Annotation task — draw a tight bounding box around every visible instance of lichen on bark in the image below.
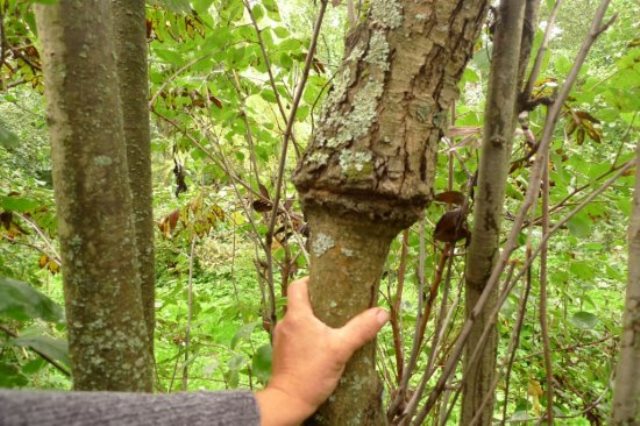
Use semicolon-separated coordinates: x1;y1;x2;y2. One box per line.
35;0;153;392
295;0;490;227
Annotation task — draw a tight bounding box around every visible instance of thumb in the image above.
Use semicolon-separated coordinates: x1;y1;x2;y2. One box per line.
335;308;389;358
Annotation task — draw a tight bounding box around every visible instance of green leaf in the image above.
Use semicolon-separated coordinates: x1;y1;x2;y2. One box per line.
0;362;28;387
252;4;265;21
569;261;595;280
12;334;70;368
567;213;591;238
227;354;247;371
260;89;277;103
278;38;302;52
154;48;184;65
0;196;40;212
262;0;278;13
230;321;259;349
148;0;191;13
193;0;214;14
224;367;240;389
273;26;289;38
251;344;272;384
21;358;47;375
0;277;65;323
220;0;243;22
570;311;598;330
0;123;20;150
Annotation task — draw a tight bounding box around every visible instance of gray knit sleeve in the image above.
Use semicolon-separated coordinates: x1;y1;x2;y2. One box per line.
0;390;260;426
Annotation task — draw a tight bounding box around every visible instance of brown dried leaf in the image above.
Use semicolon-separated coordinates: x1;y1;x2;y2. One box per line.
434;191;466;206
576;128;585;145
258;183;270;200
252;199;273;213
209;95;223;109
575;110;601;124
434;210;470;244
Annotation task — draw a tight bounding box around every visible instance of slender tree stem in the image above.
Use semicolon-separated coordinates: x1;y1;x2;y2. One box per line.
413;3;614;419
264;0;328;329
539;147;554;424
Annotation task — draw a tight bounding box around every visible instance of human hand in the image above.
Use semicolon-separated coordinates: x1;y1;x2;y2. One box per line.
255;277;389;426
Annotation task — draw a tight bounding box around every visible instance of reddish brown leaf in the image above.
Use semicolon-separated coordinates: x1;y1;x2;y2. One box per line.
145;19;154;39
258;183;270;200
576;127;585;145
209;95;223;109
434;191;466;206
252;199;273;213
575;110;601;124
158;209;181;238
434;209;470;244
312;57;326;74
283;198;294;211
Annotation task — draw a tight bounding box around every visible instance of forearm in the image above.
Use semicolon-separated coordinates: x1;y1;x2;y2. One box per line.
255;387;315;426
0;390;259;426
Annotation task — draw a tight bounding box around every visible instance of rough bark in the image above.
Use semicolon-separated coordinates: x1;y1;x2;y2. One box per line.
35;1;153;391
462;1;526;424
294;1;489;423
612;141;640;425
111;0;156;354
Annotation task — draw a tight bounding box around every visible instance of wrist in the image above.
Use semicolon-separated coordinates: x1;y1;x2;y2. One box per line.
256;386;316;426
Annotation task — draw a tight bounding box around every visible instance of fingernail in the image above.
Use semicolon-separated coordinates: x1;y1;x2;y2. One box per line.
376;309;390;325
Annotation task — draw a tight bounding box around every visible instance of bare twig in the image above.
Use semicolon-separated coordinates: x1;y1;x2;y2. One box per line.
243;0;302;157
539;147;554;424
18;213;60;263
182;237;197;390
390;229;409;382
521;0;562;103
263;0;328;329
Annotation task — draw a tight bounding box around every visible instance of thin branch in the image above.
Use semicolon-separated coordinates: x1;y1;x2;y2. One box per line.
263;0;328;329
243;0;301;157
521;0;562;104
18;213;60;263
390;229;408;382
182;237;197;391
539;147;554;424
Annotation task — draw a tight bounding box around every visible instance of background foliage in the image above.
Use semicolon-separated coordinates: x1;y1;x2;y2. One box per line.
1;0;639;423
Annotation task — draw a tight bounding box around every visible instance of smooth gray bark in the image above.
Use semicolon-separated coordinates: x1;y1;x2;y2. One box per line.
35;0;153;391
462;1;526;424
112;0;156;354
612;141;640;424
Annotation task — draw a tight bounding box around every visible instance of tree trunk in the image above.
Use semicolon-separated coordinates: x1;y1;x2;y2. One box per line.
35;0;153;391
612;141;640;424
294;1;489;423
462;1;526;424
111;0;156;355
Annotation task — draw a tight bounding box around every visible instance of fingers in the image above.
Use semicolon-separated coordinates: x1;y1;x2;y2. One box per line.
286;277;312;316
335;308;389;358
